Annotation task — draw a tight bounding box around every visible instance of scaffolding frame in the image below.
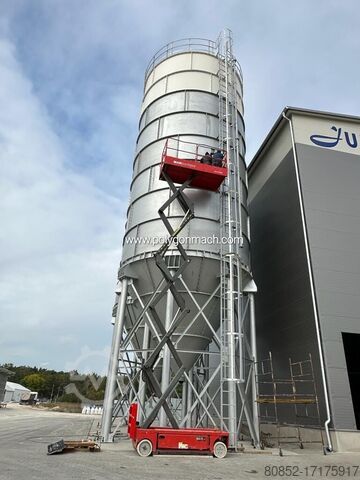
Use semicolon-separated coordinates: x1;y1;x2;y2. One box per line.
256;352;325;455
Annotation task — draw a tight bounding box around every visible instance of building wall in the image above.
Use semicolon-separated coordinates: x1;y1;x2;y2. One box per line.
249;109;360;433
0;373;6;403
292;113;360;430
249;131;326;424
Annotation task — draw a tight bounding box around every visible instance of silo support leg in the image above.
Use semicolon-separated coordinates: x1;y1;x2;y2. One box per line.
101;278;128;442
236;372;260;447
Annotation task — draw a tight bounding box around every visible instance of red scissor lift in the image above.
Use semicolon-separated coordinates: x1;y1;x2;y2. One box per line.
160;138;227;191
127;139;229;458
128;403;229;458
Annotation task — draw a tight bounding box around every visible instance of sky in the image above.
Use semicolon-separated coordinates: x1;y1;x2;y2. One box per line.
1;0;360;375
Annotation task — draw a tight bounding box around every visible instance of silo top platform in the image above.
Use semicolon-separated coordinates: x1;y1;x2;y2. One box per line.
160;138;227;192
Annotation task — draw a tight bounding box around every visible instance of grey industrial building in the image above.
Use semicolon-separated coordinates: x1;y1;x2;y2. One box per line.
0;366;14;403
248;107;360;451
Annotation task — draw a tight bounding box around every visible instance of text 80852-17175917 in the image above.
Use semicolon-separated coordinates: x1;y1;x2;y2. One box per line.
264;465;360;477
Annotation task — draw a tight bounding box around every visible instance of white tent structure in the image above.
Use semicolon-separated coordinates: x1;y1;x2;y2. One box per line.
4;382;30;403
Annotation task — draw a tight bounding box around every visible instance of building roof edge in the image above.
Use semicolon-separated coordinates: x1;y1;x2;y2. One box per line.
248;106;360;176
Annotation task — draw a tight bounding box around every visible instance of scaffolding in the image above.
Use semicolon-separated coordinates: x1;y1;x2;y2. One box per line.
256;352;325;455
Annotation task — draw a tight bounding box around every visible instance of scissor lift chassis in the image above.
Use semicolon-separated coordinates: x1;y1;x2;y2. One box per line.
128;403;229;457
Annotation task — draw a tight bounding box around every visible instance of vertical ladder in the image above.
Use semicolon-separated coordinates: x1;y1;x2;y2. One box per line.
218;30;244;448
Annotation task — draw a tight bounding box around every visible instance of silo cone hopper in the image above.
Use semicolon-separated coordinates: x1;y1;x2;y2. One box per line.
122;260;221;373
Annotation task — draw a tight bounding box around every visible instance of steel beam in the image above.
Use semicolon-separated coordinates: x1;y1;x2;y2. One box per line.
101;277;128;442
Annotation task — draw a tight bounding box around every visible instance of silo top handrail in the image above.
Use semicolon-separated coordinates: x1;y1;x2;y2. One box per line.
145;38;218;81
144;37;243;85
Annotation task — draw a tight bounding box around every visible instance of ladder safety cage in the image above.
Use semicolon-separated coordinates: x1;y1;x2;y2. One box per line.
217;29;250;448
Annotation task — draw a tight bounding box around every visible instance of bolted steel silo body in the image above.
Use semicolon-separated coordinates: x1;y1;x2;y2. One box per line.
102;34;258;449
121;40;249;365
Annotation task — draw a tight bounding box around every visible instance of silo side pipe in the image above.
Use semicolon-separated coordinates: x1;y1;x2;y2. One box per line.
181;379;187;422
186;368;193;428
159;284;174;426
101;277;128;442
283;112;333;453
137;321;150;423
249;291;260;447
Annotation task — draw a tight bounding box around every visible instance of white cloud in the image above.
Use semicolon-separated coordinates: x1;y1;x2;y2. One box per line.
0;36;124;370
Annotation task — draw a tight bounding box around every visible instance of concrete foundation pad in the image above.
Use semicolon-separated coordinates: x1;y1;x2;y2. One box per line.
332;430;360;452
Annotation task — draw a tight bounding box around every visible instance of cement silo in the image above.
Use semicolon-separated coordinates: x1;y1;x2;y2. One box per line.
102;31;259;449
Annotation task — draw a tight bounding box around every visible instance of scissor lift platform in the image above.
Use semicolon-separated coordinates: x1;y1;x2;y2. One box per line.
128;403;229;458
159;139;227;192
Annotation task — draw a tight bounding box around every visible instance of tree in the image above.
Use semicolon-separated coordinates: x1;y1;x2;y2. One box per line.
21;373;46;393
2;364;107;402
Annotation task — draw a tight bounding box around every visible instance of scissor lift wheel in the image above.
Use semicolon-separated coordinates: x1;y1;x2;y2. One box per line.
136;439;153;457
213;441;227;458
